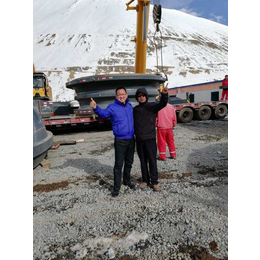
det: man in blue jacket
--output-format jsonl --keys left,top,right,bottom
{"left": 90, "top": 87, "right": 135, "bottom": 197}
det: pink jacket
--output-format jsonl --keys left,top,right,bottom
{"left": 156, "top": 103, "right": 177, "bottom": 129}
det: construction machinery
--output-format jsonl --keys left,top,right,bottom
{"left": 126, "top": 0, "right": 151, "bottom": 73}
{"left": 66, "top": 0, "right": 166, "bottom": 111}
{"left": 37, "top": 1, "right": 227, "bottom": 132}
{"left": 33, "top": 64, "right": 52, "bottom": 100}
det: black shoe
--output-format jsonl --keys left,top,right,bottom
{"left": 169, "top": 157, "right": 176, "bottom": 160}
{"left": 123, "top": 183, "right": 135, "bottom": 189}
{"left": 127, "top": 183, "right": 135, "bottom": 189}
{"left": 111, "top": 191, "right": 119, "bottom": 197}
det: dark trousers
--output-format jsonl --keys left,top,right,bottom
{"left": 113, "top": 138, "right": 135, "bottom": 192}
{"left": 136, "top": 138, "right": 159, "bottom": 185}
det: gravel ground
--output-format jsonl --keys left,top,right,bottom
{"left": 33, "top": 119, "right": 228, "bottom": 260}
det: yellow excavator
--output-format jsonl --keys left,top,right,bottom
{"left": 33, "top": 64, "right": 52, "bottom": 100}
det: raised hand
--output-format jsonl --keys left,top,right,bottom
{"left": 90, "top": 98, "right": 97, "bottom": 109}
{"left": 162, "top": 83, "right": 168, "bottom": 93}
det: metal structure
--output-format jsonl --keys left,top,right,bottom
{"left": 33, "top": 106, "right": 53, "bottom": 168}
{"left": 66, "top": 73, "right": 166, "bottom": 109}
{"left": 126, "top": 0, "right": 150, "bottom": 73}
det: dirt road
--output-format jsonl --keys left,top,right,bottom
{"left": 33, "top": 119, "right": 228, "bottom": 260}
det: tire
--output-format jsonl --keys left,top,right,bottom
{"left": 178, "top": 107, "right": 193, "bottom": 123}
{"left": 214, "top": 104, "right": 228, "bottom": 119}
{"left": 196, "top": 106, "right": 212, "bottom": 120}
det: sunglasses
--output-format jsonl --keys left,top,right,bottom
{"left": 138, "top": 94, "right": 145, "bottom": 98}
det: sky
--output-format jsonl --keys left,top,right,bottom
{"left": 152, "top": 0, "right": 228, "bottom": 25}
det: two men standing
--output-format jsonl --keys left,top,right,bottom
{"left": 90, "top": 84, "right": 169, "bottom": 196}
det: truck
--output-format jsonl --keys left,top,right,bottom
{"left": 166, "top": 80, "right": 228, "bottom": 123}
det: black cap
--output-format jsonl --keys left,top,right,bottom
{"left": 135, "top": 88, "right": 148, "bottom": 102}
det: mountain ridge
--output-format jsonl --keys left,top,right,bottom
{"left": 33, "top": 0, "right": 228, "bottom": 101}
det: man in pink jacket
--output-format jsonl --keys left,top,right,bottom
{"left": 156, "top": 103, "right": 177, "bottom": 160}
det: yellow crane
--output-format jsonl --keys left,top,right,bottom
{"left": 126, "top": 1, "right": 165, "bottom": 79}
{"left": 126, "top": 0, "right": 151, "bottom": 73}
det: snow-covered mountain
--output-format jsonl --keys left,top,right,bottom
{"left": 33, "top": 0, "right": 228, "bottom": 101}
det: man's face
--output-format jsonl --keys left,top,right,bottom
{"left": 137, "top": 93, "right": 147, "bottom": 103}
{"left": 116, "top": 89, "right": 128, "bottom": 104}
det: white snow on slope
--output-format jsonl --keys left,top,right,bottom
{"left": 33, "top": 0, "right": 228, "bottom": 101}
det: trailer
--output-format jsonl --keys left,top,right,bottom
{"left": 38, "top": 99, "right": 227, "bottom": 132}
{"left": 42, "top": 114, "right": 110, "bottom": 131}
{"left": 42, "top": 108, "right": 110, "bottom": 131}
{"left": 172, "top": 100, "right": 228, "bottom": 123}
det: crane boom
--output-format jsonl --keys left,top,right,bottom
{"left": 126, "top": 0, "right": 151, "bottom": 73}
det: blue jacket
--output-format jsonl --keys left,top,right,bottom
{"left": 94, "top": 99, "right": 134, "bottom": 139}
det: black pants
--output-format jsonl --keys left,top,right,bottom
{"left": 136, "top": 138, "right": 159, "bottom": 185}
{"left": 113, "top": 138, "right": 135, "bottom": 192}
